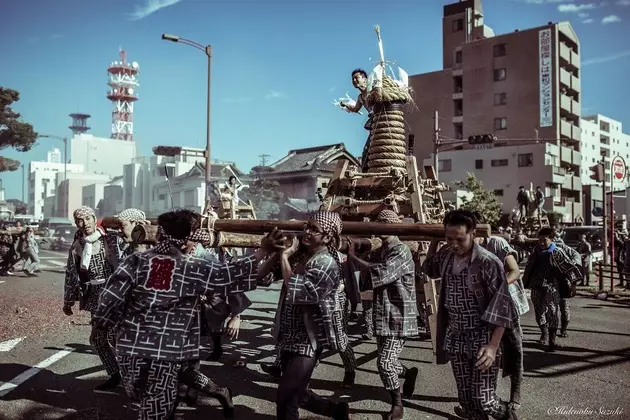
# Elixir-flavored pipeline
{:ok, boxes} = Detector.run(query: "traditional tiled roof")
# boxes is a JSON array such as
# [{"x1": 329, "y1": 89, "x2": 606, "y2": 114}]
[
  {"x1": 154, "y1": 161, "x2": 249, "y2": 188},
  {"x1": 284, "y1": 198, "x2": 321, "y2": 214},
  {"x1": 267, "y1": 143, "x2": 359, "y2": 174}
]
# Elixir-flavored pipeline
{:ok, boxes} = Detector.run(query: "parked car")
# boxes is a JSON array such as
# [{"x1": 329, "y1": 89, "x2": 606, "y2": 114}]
[
  {"x1": 561, "y1": 226, "x2": 604, "y2": 263},
  {"x1": 51, "y1": 226, "x2": 77, "y2": 251}
]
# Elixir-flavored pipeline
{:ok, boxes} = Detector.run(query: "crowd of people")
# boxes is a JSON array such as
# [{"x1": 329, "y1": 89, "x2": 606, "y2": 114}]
[
  {"x1": 0, "y1": 221, "x2": 40, "y2": 276},
  {"x1": 52, "y1": 204, "x2": 594, "y2": 420}
]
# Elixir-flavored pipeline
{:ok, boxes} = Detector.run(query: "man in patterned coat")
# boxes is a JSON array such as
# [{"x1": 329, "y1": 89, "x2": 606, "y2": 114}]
[
  {"x1": 423, "y1": 210, "x2": 518, "y2": 420},
  {"x1": 63, "y1": 206, "x2": 144, "y2": 390},
  {"x1": 347, "y1": 209, "x2": 418, "y2": 420}
]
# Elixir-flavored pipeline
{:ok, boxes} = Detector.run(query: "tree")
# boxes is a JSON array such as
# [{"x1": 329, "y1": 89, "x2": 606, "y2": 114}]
[
  {"x1": 0, "y1": 87, "x2": 38, "y2": 173},
  {"x1": 6, "y1": 199, "x2": 27, "y2": 214},
  {"x1": 240, "y1": 166, "x2": 285, "y2": 219},
  {"x1": 453, "y1": 173, "x2": 502, "y2": 227}
]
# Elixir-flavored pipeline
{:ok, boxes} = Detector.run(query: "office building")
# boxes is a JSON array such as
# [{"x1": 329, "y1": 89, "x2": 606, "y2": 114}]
[
  {"x1": 407, "y1": 0, "x2": 583, "y2": 222},
  {"x1": 580, "y1": 115, "x2": 630, "y2": 188}
]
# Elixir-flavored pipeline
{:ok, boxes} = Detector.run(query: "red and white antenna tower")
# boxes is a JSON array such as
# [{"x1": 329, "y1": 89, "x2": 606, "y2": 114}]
[{"x1": 106, "y1": 48, "x2": 139, "y2": 141}]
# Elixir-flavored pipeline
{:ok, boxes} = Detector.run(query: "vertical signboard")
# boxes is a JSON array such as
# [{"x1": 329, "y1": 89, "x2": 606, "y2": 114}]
[
  {"x1": 612, "y1": 156, "x2": 627, "y2": 185},
  {"x1": 539, "y1": 29, "x2": 553, "y2": 128}
]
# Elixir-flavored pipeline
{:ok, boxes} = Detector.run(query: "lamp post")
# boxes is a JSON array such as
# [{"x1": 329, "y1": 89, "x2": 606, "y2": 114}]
[
  {"x1": 161, "y1": 33, "x2": 213, "y2": 211},
  {"x1": 21, "y1": 164, "x2": 25, "y2": 203},
  {"x1": 39, "y1": 135, "x2": 68, "y2": 182}
]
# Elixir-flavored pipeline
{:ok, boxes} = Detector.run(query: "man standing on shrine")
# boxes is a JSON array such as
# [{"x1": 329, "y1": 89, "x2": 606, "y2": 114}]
[
  {"x1": 347, "y1": 210, "x2": 419, "y2": 420},
  {"x1": 423, "y1": 209, "x2": 517, "y2": 420},
  {"x1": 63, "y1": 206, "x2": 146, "y2": 390},
  {"x1": 92, "y1": 209, "x2": 286, "y2": 420}
]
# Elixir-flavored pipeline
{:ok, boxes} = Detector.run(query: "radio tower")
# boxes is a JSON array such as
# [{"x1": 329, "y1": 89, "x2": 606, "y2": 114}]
[
  {"x1": 69, "y1": 113, "x2": 91, "y2": 135},
  {"x1": 106, "y1": 48, "x2": 139, "y2": 141}
]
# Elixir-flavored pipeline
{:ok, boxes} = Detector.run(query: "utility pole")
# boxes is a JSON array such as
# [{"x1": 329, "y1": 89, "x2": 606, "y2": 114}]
[
  {"x1": 259, "y1": 154, "x2": 271, "y2": 167},
  {"x1": 21, "y1": 164, "x2": 25, "y2": 203},
  {"x1": 602, "y1": 158, "x2": 608, "y2": 265},
  {"x1": 433, "y1": 110, "x2": 440, "y2": 179}
]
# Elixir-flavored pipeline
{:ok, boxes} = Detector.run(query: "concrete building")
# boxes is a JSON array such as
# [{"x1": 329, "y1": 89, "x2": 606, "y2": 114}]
[
  {"x1": 27, "y1": 148, "x2": 85, "y2": 220},
  {"x1": 69, "y1": 133, "x2": 137, "y2": 177},
  {"x1": 406, "y1": 0, "x2": 583, "y2": 222},
  {"x1": 55, "y1": 172, "x2": 112, "y2": 219},
  {"x1": 580, "y1": 115, "x2": 630, "y2": 187},
  {"x1": 99, "y1": 177, "x2": 124, "y2": 217}
]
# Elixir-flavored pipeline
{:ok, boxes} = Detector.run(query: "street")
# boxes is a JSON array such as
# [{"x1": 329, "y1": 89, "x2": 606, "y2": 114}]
[{"x1": 0, "y1": 270, "x2": 629, "y2": 420}]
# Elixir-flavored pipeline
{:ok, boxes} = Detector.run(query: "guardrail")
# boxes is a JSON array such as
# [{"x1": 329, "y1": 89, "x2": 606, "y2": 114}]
[{"x1": 594, "y1": 262, "x2": 627, "y2": 292}]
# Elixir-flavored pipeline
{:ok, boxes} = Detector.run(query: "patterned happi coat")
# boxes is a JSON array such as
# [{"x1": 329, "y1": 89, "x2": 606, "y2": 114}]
[
  {"x1": 422, "y1": 243, "x2": 517, "y2": 365},
  {"x1": 64, "y1": 231, "x2": 130, "y2": 312},
  {"x1": 92, "y1": 248, "x2": 259, "y2": 362},
  {"x1": 274, "y1": 249, "x2": 341, "y2": 358},
  {"x1": 522, "y1": 242, "x2": 581, "y2": 298},
  {"x1": 367, "y1": 237, "x2": 418, "y2": 338}
]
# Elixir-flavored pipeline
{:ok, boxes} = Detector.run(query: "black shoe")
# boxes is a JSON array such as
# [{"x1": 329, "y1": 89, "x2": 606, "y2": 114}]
[
  {"x1": 208, "y1": 348, "x2": 223, "y2": 361},
  {"x1": 402, "y1": 367, "x2": 418, "y2": 398},
  {"x1": 341, "y1": 371, "x2": 355, "y2": 389},
  {"x1": 94, "y1": 373, "x2": 121, "y2": 391},
  {"x1": 454, "y1": 405, "x2": 469, "y2": 418},
  {"x1": 537, "y1": 325, "x2": 549, "y2": 345},
  {"x1": 333, "y1": 401, "x2": 350, "y2": 420},
  {"x1": 211, "y1": 386, "x2": 234, "y2": 419},
  {"x1": 387, "y1": 390, "x2": 404, "y2": 420},
  {"x1": 260, "y1": 363, "x2": 282, "y2": 378}
]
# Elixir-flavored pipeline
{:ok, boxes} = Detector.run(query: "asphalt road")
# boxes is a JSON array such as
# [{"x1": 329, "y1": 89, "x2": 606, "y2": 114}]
[{"x1": 0, "y1": 270, "x2": 629, "y2": 420}]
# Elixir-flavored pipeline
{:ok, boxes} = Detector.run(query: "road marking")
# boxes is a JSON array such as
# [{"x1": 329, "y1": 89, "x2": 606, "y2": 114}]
[
  {"x1": 44, "y1": 260, "x2": 66, "y2": 267},
  {"x1": 0, "y1": 337, "x2": 26, "y2": 352},
  {"x1": 0, "y1": 281, "x2": 4, "y2": 285},
  {"x1": 0, "y1": 348, "x2": 74, "y2": 397}
]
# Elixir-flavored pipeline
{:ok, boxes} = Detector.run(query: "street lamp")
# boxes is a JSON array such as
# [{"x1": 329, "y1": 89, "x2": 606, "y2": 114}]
[
  {"x1": 161, "y1": 33, "x2": 213, "y2": 211},
  {"x1": 39, "y1": 134, "x2": 68, "y2": 182}
]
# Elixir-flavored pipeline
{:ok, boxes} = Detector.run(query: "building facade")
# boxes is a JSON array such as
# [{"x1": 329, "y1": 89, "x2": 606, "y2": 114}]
[
  {"x1": 55, "y1": 172, "x2": 112, "y2": 219},
  {"x1": 27, "y1": 148, "x2": 85, "y2": 220},
  {"x1": 580, "y1": 115, "x2": 630, "y2": 188},
  {"x1": 406, "y1": 0, "x2": 583, "y2": 222},
  {"x1": 69, "y1": 133, "x2": 137, "y2": 177}
]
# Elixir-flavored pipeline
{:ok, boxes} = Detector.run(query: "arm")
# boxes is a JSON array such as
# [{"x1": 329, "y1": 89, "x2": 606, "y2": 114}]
[
  {"x1": 343, "y1": 95, "x2": 364, "y2": 113},
  {"x1": 257, "y1": 253, "x2": 280, "y2": 283},
  {"x1": 481, "y1": 256, "x2": 516, "y2": 330},
  {"x1": 285, "y1": 254, "x2": 338, "y2": 305},
  {"x1": 504, "y1": 254, "x2": 521, "y2": 285},
  {"x1": 369, "y1": 243, "x2": 413, "y2": 288},
  {"x1": 199, "y1": 255, "x2": 261, "y2": 296},
  {"x1": 92, "y1": 255, "x2": 137, "y2": 330},
  {"x1": 63, "y1": 249, "x2": 79, "y2": 308},
  {"x1": 421, "y1": 239, "x2": 443, "y2": 279}
]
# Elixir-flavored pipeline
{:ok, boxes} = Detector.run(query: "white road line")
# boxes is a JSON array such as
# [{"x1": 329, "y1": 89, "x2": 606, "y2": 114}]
[
  {"x1": 0, "y1": 337, "x2": 26, "y2": 352},
  {"x1": 0, "y1": 348, "x2": 74, "y2": 397},
  {"x1": 45, "y1": 260, "x2": 66, "y2": 267},
  {"x1": 0, "y1": 281, "x2": 5, "y2": 285}
]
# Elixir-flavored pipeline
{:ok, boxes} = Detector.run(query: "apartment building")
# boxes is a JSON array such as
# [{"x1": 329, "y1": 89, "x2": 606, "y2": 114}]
[
  {"x1": 580, "y1": 115, "x2": 630, "y2": 188},
  {"x1": 406, "y1": 0, "x2": 583, "y2": 222},
  {"x1": 27, "y1": 148, "x2": 85, "y2": 220}
]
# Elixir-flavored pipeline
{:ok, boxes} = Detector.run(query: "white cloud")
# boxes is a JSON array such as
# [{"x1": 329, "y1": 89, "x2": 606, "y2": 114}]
[
  {"x1": 558, "y1": 3, "x2": 596, "y2": 12},
  {"x1": 129, "y1": 0, "x2": 183, "y2": 21},
  {"x1": 265, "y1": 90, "x2": 286, "y2": 99},
  {"x1": 617, "y1": 0, "x2": 630, "y2": 5},
  {"x1": 523, "y1": 0, "x2": 574, "y2": 3},
  {"x1": 328, "y1": 87, "x2": 336, "y2": 93},
  {"x1": 582, "y1": 50, "x2": 630, "y2": 65},
  {"x1": 578, "y1": 12, "x2": 590, "y2": 17},
  {"x1": 602, "y1": 14, "x2": 622, "y2": 23},
  {"x1": 50, "y1": 34, "x2": 63, "y2": 40},
  {"x1": 582, "y1": 18, "x2": 594, "y2": 23},
  {"x1": 224, "y1": 97, "x2": 253, "y2": 104}
]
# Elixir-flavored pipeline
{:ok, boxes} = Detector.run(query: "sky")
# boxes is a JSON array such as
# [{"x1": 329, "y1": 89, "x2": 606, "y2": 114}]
[{"x1": 1, "y1": 0, "x2": 629, "y2": 201}]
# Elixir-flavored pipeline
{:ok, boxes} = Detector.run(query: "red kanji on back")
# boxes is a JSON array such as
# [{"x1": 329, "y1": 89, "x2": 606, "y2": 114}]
[{"x1": 146, "y1": 257, "x2": 176, "y2": 291}]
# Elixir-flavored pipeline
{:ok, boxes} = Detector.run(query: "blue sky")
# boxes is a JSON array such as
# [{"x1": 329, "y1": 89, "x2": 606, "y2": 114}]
[{"x1": 1, "y1": 0, "x2": 629, "y2": 201}]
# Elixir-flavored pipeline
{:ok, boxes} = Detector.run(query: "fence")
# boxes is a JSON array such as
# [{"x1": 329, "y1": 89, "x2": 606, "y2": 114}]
[{"x1": 594, "y1": 262, "x2": 628, "y2": 292}]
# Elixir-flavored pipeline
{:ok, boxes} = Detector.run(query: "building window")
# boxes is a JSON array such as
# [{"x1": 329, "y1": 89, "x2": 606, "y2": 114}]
[
  {"x1": 491, "y1": 159, "x2": 508, "y2": 167},
  {"x1": 494, "y1": 68, "x2": 507, "y2": 81},
  {"x1": 455, "y1": 50, "x2": 462, "y2": 64},
  {"x1": 494, "y1": 117, "x2": 507, "y2": 130},
  {"x1": 438, "y1": 159, "x2": 452, "y2": 172},
  {"x1": 475, "y1": 159, "x2": 483, "y2": 169},
  {"x1": 452, "y1": 18, "x2": 464, "y2": 32},
  {"x1": 494, "y1": 92, "x2": 507, "y2": 106},
  {"x1": 493, "y1": 189, "x2": 504, "y2": 196},
  {"x1": 493, "y1": 43, "x2": 507, "y2": 57},
  {"x1": 518, "y1": 153, "x2": 534, "y2": 167}
]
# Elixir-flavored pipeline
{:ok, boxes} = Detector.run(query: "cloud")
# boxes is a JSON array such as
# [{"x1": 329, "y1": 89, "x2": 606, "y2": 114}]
[
  {"x1": 582, "y1": 18, "x2": 594, "y2": 23},
  {"x1": 602, "y1": 14, "x2": 622, "y2": 23},
  {"x1": 522, "y1": 0, "x2": 574, "y2": 3},
  {"x1": 129, "y1": 0, "x2": 183, "y2": 21},
  {"x1": 616, "y1": 0, "x2": 630, "y2": 4},
  {"x1": 328, "y1": 87, "x2": 336, "y2": 93},
  {"x1": 578, "y1": 12, "x2": 590, "y2": 17},
  {"x1": 265, "y1": 90, "x2": 286, "y2": 99},
  {"x1": 224, "y1": 97, "x2": 253, "y2": 104},
  {"x1": 558, "y1": 3, "x2": 596, "y2": 12},
  {"x1": 50, "y1": 34, "x2": 63, "y2": 40},
  {"x1": 582, "y1": 50, "x2": 630, "y2": 66}
]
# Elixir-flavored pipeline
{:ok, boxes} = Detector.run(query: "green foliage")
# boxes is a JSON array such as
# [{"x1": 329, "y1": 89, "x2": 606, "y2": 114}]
[
  {"x1": 241, "y1": 167, "x2": 285, "y2": 219},
  {"x1": 0, "y1": 87, "x2": 38, "y2": 173},
  {"x1": 6, "y1": 199, "x2": 27, "y2": 215},
  {"x1": 453, "y1": 173, "x2": 502, "y2": 226}
]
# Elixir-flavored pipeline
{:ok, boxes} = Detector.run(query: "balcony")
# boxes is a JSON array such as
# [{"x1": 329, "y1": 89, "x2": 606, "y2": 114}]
[
  {"x1": 572, "y1": 124, "x2": 581, "y2": 142},
  {"x1": 550, "y1": 166, "x2": 566, "y2": 185},
  {"x1": 560, "y1": 43, "x2": 571, "y2": 65},
  {"x1": 571, "y1": 50, "x2": 580, "y2": 69},
  {"x1": 561, "y1": 120, "x2": 572, "y2": 138},
  {"x1": 560, "y1": 146, "x2": 572, "y2": 164},
  {"x1": 572, "y1": 149, "x2": 581, "y2": 164},
  {"x1": 560, "y1": 94, "x2": 572, "y2": 114},
  {"x1": 560, "y1": 68, "x2": 571, "y2": 89},
  {"x1": 562, "y1": 175, "x2": 582, "y2": 191},
  {"x1": 571, "y1": 98, "x2": 581, "y2": 118},
  {"x1": 570, "y1": 74, "x2": 581, "y2": 94}
]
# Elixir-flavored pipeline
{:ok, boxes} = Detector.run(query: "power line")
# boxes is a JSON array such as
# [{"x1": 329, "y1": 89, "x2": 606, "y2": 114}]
[{"x1": 258, "y1": 154, "x2": 271, "y2": 166}]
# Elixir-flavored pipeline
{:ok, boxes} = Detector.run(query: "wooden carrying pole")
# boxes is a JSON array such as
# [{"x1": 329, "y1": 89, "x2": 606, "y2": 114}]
[
  {"x1": 101, "y1": 216, "x2": 491, "y2": 239},
  {"x1": 131, "y1": 224, "x2": 420, "y2": 253}
]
